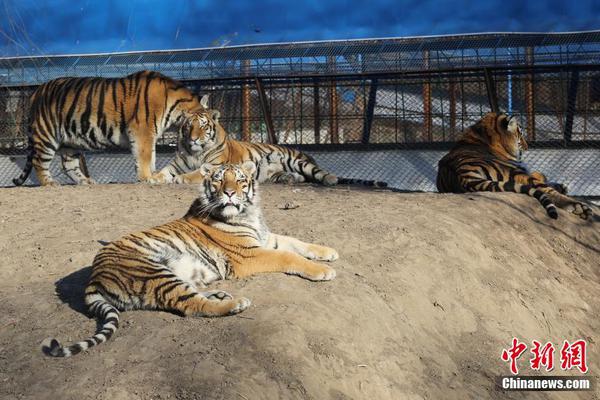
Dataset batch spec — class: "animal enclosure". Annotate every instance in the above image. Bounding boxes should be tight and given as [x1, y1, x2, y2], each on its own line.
[1, 32, 599, 193]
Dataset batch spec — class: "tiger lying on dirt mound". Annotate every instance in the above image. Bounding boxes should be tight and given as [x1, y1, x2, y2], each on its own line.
[154, 105, 387, 187]
[437, 112, 592, 220]
[13, 70, 207, 186]
[42, 162, 337, 357]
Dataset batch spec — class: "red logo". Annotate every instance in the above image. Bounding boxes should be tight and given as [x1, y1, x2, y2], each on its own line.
[501, 339, 588, 375]
[560, 340, 588, 373]
[501, 338, 528, 375]
[530, 341, 555, 371]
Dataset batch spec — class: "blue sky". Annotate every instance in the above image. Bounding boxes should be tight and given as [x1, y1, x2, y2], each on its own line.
[1, 0, 599, 56]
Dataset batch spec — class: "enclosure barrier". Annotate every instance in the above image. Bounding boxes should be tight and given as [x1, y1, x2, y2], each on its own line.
[1, 32, 599, 194]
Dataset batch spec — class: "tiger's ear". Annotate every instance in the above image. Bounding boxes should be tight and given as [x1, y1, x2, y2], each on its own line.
[200, 95, 210, 109]
[210, 109, 221, 123]
[200, 163, 215, 176]
[241, 160, 256, 176]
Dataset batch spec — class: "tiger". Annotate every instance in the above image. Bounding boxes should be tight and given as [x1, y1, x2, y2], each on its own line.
[42, 161, 338, 357]
[153, 106, 386, 187]
[13, 70, 208, 186]
[436, 112, 592, 220]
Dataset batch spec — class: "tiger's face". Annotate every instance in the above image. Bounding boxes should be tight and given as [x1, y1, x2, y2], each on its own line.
[199, 161, 257, 219]
[472, 113, 528, 160]
[180, 109, 221, 153]
[497, 114, 527, 160]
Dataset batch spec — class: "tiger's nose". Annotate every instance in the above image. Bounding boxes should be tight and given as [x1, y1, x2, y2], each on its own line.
[224, 189, 236, 198]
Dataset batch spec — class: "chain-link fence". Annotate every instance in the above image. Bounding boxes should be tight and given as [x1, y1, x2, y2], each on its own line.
[1, 32, 599, 194]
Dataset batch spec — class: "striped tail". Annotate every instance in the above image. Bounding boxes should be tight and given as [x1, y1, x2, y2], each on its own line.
[12, 136, 34, 186]
[523, 186, 559, 219]
[492, 181, 558, 219]
[466, 179, 559, 219]
[41, 292, 120, 358]
[337, 177, 388, 188]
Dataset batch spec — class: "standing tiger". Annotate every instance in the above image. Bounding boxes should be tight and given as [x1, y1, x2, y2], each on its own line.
[152, 106, 381, 186]
[13, 70, 207, 186]
[42, 162, 338, 357]
[437, 112, 592, 220]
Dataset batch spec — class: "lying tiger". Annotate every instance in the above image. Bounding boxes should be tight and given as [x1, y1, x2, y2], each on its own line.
[42, 161, 337, 357]
[13, 70, 207, 186]
[154, 106, 349, 186]
[437, 112, 592, 220]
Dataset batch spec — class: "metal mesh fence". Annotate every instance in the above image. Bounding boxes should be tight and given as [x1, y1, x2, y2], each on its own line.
[0, 32, 599, 194]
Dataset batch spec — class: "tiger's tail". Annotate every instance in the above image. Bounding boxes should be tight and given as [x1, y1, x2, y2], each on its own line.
[337, 177, 388, 188]
[515, 184, 559, 219]
[41, 291, 120, 358]
[12, 136, 34, 186]
[461, 178, 559, 219]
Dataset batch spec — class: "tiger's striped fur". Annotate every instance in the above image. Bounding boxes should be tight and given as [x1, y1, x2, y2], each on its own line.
[437, 112, 592, 220]
[14, 70, 207, 186]
[42, 162, 338, 357]
[153, 107, 340, 186]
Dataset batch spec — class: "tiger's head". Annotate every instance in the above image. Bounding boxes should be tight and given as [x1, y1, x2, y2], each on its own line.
[465, 112, 527, 160]
[194, 161, 258, 220]
[179, 107, 224, 153]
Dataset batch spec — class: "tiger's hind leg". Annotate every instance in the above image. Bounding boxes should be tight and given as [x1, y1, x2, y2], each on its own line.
[269, 172, 305, 184]
[31, 137, 59, 186]
[528, 171, 568, 195]
[156, 280, 250, 317]
[60, 150, 96, 185]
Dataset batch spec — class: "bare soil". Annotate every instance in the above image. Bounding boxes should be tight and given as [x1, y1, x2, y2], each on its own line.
[0, 184, 599, 400]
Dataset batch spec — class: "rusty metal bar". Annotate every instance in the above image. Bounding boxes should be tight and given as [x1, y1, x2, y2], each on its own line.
[329, 81, 339, 143]
[327, 56, 339, 143]
[241, 60, 251, 141]
[423, 50, 432, 141]
[483, 68, 499, 113]
[449, 80, 456, 136]
[313, 81, 321, 144]
[362, 78, 378, 144]
[525, 47, 535, 141]
[254, 77, 277, 144]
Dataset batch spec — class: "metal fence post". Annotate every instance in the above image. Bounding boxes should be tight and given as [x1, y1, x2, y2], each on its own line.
[254, 77, 277, 144]
[564, 69, 580, 146]
[362, 78, 378, 144]
[423, 50, 432, 141]
[313, 81, 321, 144]
[241, 61, 251, 141]
[525, 47, 536, 141]
[483, 68, 499, 113]
[448, 79, 457, 137]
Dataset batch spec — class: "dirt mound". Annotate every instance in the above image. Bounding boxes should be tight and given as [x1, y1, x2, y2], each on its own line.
[0, 184, 598, 400]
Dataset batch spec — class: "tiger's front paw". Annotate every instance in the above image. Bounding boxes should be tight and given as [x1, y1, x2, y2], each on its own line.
[41, 180, 60, 187]
[145, 172, 172, 184]
[228, 297, 252, 315]
[567, 202, 593, 220]
[173, 175, 189, 184]
[80, 177, 97, 185]
[297, 265, 337, 281]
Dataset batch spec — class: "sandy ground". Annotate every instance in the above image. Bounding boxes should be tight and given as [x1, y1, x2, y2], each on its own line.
[0, 183, 599, 400]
